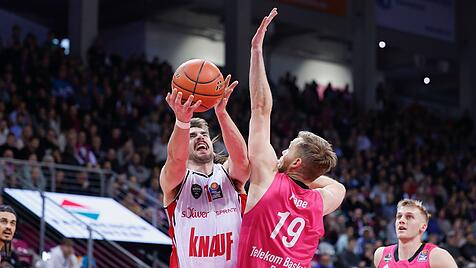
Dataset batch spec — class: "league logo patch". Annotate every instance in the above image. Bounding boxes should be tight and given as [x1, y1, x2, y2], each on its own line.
[418, 250, 429, 262]
[209, 182, 223, 200]
[384, 253, 392, 263]
[191, 184, 202, 199]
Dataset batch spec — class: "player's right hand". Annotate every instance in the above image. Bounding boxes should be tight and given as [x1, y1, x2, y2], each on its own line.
[165, 88, 202, 123]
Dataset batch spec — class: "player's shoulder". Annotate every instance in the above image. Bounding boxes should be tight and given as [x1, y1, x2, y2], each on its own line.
[429, 246, 452, 258]
[429, 246, 457, 268]
[373, 246, 386, 267]
[374, 246, 386, 259]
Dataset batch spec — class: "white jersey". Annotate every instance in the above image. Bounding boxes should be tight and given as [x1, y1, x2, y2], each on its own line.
[165, 164, 246, 268]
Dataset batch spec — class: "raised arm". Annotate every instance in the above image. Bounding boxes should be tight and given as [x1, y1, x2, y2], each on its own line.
[248, 8, 279, 174]
[309, 175, 346, 215]
[160, 89, 202, 206]
[215, 75, 250, 190]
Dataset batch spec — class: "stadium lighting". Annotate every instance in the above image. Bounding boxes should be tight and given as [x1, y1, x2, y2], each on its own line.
[379, 41, 386, 48]
[423, 77, 430, 84]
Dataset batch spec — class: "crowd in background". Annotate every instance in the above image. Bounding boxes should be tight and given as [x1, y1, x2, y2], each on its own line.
[0, 26, 475, 268]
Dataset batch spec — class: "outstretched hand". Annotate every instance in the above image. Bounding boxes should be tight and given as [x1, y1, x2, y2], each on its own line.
[251, 8, 278, 51]
[165, 88, 202, 123]
[215, 74, 239, 115]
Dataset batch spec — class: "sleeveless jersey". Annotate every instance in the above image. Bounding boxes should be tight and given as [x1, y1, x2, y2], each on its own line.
[378, 243, 437, 268]
[165, 164, 246, 268]
[237, 173, 324, 268]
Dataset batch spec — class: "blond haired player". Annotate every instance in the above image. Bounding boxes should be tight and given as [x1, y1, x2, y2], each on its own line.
[374, 199, 457, 268]
[237, 8, 346, 267]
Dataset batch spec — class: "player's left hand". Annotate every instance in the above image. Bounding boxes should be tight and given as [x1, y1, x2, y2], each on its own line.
[214, 74, 238, 115]
[251, 8, 278, 51]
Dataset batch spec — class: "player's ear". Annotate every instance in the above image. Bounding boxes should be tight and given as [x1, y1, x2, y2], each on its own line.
[290, 158, 302, 169]
[420, 222, 428, 233]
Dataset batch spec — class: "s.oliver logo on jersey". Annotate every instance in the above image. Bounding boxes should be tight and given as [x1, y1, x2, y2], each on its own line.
[189, 227, 233, 260]
[181, 207, 210, 218]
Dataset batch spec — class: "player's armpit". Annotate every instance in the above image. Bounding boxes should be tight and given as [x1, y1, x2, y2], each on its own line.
[429, 247, 458, 268]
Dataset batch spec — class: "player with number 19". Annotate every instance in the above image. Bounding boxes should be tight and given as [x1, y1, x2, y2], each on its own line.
[237, 8, 346, 268]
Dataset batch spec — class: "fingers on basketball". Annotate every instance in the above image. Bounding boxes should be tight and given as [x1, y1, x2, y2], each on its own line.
[172, 59, 225, 112]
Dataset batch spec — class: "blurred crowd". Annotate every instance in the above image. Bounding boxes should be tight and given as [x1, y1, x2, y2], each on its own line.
[1, 26, 475, 268]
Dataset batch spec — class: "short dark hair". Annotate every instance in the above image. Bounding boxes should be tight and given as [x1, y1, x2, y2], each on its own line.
[190, 118, 209, 133]
[0, 205, 16, 219]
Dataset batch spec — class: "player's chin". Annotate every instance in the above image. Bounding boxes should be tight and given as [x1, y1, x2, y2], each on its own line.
[1, 234, 12, 241]
[396, 232, 409, 239]
[193, 152, 213, 162]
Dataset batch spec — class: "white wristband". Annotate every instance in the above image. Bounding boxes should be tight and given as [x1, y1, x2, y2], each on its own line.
[175, 119, 190, 129]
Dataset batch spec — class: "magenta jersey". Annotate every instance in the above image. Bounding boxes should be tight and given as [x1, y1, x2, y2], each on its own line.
[237, 173, 324, 268]
[378, 243, 437, 268]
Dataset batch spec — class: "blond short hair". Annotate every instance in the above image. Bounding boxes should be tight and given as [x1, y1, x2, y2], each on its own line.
[397, 199, 431, 223]
[296, 131, 337, 181]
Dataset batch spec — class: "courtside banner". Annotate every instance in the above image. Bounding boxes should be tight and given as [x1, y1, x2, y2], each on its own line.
[5, 188, 171, 244]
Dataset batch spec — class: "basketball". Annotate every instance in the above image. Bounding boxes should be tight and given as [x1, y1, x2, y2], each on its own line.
[171, 59, 225, 112]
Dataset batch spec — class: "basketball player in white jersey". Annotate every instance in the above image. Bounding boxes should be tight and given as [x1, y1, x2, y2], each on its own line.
[161, 76, 250, 268]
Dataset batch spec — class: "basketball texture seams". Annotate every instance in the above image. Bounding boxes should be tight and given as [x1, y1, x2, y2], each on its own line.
[172, 59, 225, 112]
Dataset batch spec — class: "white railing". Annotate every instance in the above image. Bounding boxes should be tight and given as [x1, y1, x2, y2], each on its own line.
[0, 157, 169, 267]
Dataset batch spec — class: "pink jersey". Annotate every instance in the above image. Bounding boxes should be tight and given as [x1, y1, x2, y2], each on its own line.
[238, 173, 324, 268]
[378, 243, 437, 268]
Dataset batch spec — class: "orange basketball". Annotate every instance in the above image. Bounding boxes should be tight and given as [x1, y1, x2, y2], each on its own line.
[171, 59, 225, 112]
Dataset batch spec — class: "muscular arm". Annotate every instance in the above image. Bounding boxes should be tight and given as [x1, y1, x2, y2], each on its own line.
[160, 90, 201, 206]
[215, 76, 250, 190]
[248, 8, 279, 177]
[373, 247, 384, 268]
[244, 8, 279, 212]
[218, 111, 250, 189]
[310, 175, 346, 215]
[429, 247, 458, 268]
[160, 124, 189, 206]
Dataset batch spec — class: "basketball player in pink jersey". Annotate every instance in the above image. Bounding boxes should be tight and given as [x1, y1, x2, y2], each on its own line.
[237, 8, 346, 268]
[161, 77, 250, 267]
[374, 199, 457, 268]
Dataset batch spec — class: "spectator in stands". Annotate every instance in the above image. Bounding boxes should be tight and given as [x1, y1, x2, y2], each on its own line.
[0, 134, 18, 158]
[335, 237, 360, 268]
[0, 120, 9, 146]
[45, 238, 80, 268]
[462, 231, 476, 264]
[70, 172, 90, 195]
[442, 231, 466, 267]
[127, 153, 150, 184]
[313, 242, 335, 268]
[49, 170, 67, 193]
